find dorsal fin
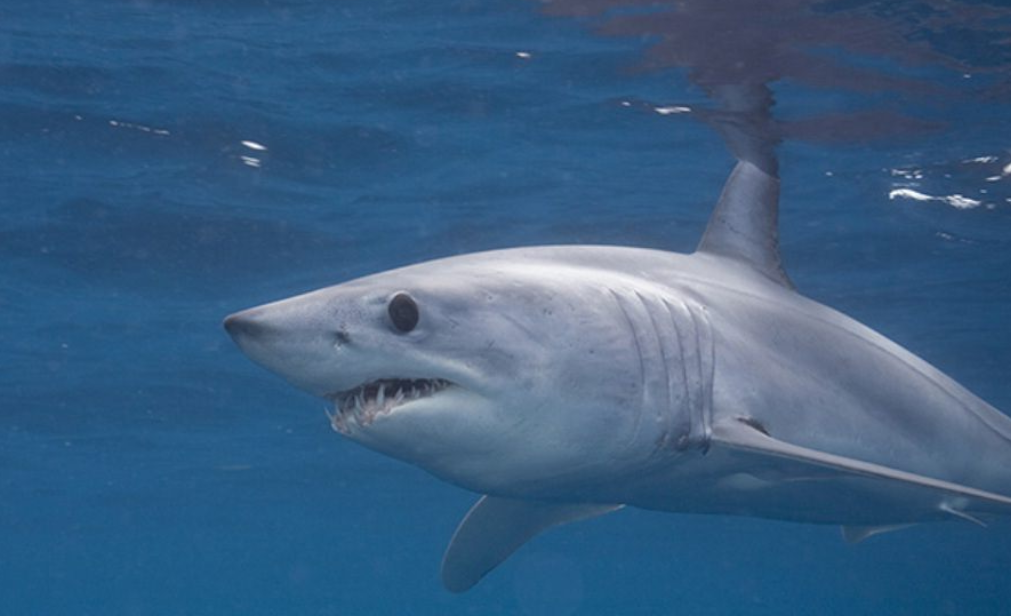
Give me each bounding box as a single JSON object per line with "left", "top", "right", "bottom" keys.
{"left": 696, "top": 161, "right": 793, "bottom": 289}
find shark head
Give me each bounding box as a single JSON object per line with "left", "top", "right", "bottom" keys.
{"left": 224, "top": 249, "right": 701, "bottom": 498}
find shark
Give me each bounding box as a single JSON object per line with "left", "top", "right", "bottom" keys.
{"left": 224, "top": 161, "right": 1011, "bottom": 592}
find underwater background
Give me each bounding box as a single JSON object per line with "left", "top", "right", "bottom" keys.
{"left": 2, "top": 0, "right": 1011, "bottom": 614}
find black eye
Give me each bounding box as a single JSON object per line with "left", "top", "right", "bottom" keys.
{"left": 388, "top": 292, "right": 419, "bottom": 333}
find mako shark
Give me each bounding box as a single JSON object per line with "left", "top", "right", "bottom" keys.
{"left": 224, "top": 161, "right": 1011, "bottom": 592}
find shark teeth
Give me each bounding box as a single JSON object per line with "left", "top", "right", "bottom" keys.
{"left": 328, "top": 378, "right": 453, "bottom": 432}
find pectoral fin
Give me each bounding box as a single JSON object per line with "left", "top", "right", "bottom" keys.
{"left": 713, "top": 417, "right": 1011, "bottom": 519}
{"left": 441, "top": 496, "right": 621, "bottom": 593}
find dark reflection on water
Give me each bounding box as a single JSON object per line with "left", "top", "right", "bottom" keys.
{"left": 532, "top": 0, "right": 1011, "bottom": 172}
{"left": 540, "top": 0, "right": 1011, "bottom": 89}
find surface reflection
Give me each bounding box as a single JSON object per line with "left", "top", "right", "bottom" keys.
{"left": 890, "top": 155, "right": 1011, "bottom": 210}
{"left": 533, "top": 0, "right": 1011, "bottom": 174}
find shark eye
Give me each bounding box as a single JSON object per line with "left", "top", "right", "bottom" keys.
{"left": 388, "top": 292, "right": 419, "bottom": 333}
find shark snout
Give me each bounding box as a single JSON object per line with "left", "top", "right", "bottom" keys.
{"left": 223, "top": 308, "right": 277, "bottom": 343}
{"left": 222, "top": 305, "right": 303, "bottom": 359}
{"left": 223, "top": 300, "right": 347, "bottom": 397}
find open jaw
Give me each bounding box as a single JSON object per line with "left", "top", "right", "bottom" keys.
{"left": 327, "top": 378, "right": 454, "bottom": 433}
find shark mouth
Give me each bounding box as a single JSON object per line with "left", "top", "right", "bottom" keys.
{"left": 327, "top": 378, "right": 454, "bottom": 433}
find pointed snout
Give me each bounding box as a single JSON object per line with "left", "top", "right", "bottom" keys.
{"left": 222, "top": 298, "right": 344, "bottom": 396}
{"left": 223, "top": 306, "right": 290, "bottom": 352}
{"left": 223, "top": 308, "right": 267, "bottom": 341}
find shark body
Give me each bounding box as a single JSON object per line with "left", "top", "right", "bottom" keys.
{"left": 225, "top": 162, "right": 1011, "bottom": 591}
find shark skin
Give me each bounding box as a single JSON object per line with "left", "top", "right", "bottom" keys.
{"left": 224, "top": 161, "right": 1011, "bottom": 592}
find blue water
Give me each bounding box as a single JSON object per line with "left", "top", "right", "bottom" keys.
{"left": 3, "top": 1, "right": 1011, "bottom": 614}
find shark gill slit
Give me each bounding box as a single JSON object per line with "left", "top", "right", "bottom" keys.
{"left": 689, "top": 301, "right": 716, "bottom": 450}
{"left": 609, "top": 288, "right": 647, "bottom": 446}
{"left": 634, "top": 290, "right": 677, "bottom": 448}
{"left": 666, "top": 298, "right": 714, "bottom": 453}
{"left": 666, "top": 299, "right": 697, "bottom": 451}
